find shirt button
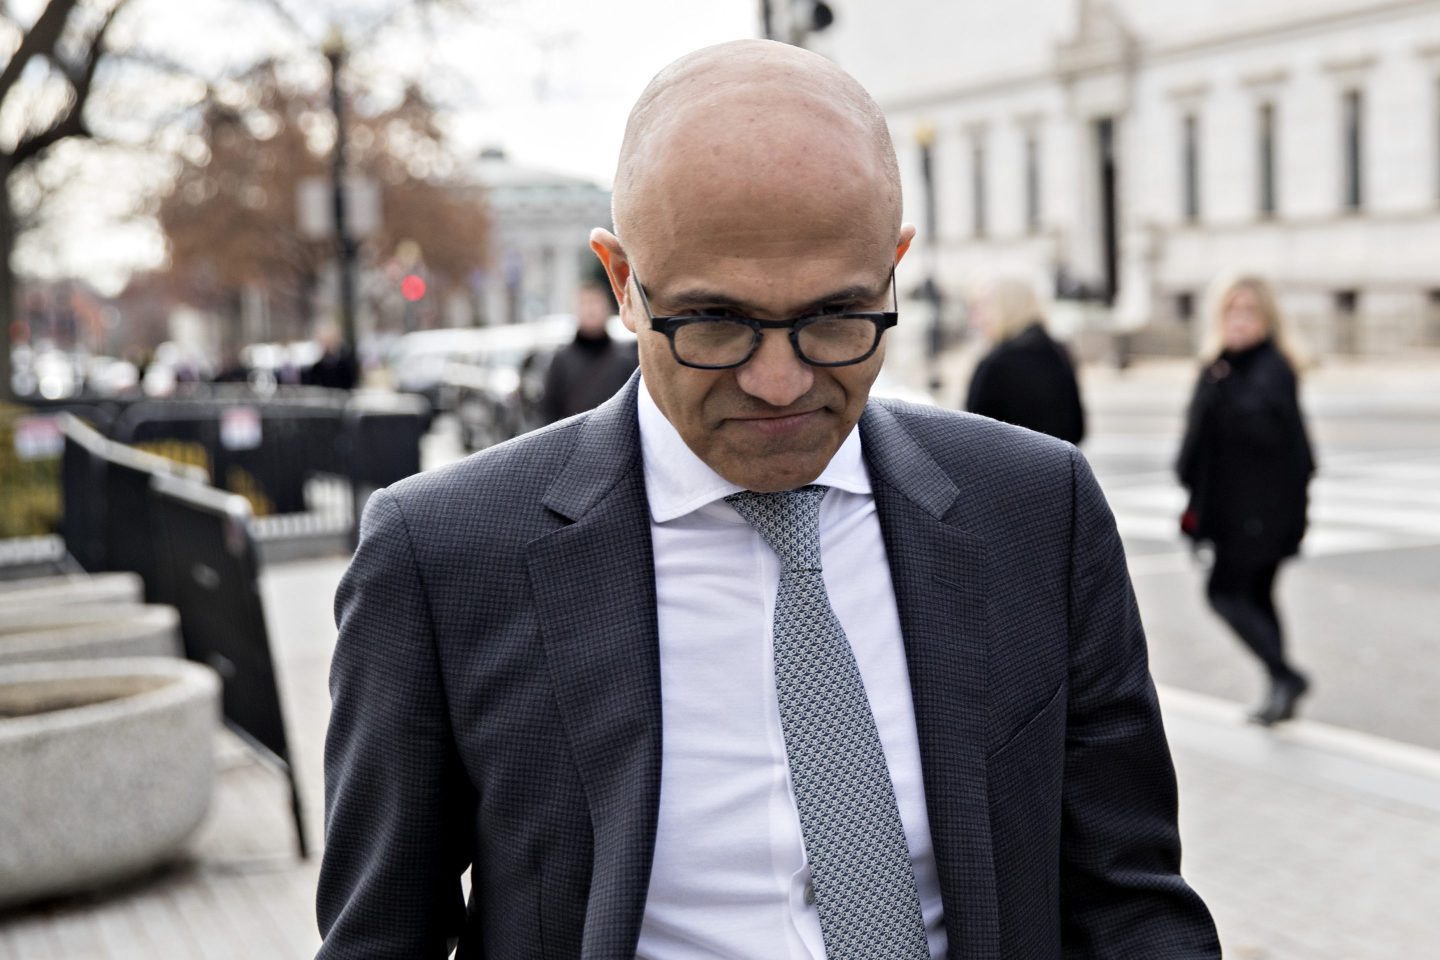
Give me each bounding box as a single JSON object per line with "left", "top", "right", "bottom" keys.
{"left": 803, "top": 879, "right": 816, "bottom": 905}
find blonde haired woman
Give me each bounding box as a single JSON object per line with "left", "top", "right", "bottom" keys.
{"left": 965, "top": 277, "right": 1085, "bottom": 444}
{"left": 1176, "top": 274, "right": 1316, "bottom": 725}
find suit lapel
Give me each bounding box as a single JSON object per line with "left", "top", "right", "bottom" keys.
{"left": 527, "top": 380, "right": 661, "bottom": 959}
{"left": 862, "top": 402, "right": 1000, "bottom": 960}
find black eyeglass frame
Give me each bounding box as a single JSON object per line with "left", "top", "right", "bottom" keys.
{"left": 629, "top": 269, "right": 899, "bottom": 370}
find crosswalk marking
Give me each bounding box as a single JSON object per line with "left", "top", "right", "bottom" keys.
{"left": 1090, "top": 444, "right": 1440, "bottom": 565}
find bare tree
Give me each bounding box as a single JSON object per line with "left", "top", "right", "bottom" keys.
{"left": 156, "top": 63, "right": 488, "bottom": 349}
{"left": 1, "top": 0, "right": 499, "bottom": 398}
{"left": 0, "top": 0, "right": 126, "bottom": 400}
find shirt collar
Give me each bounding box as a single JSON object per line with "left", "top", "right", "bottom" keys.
{"left": 637, "top": 373, "right": 871, "bottom": 524}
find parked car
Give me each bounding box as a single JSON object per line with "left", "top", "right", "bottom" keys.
{"left": 440, "top": 316, "right": 634, "bottom": 452}
{"left": 387, "top": 327, "right": 518, "bottom": 412}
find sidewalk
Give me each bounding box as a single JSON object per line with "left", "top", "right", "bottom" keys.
{"left": 3, "top": 557, "right": 1437, "bottom": 958}
{"left": 1159, "top": 686, "right": 1440, "bottom": 959}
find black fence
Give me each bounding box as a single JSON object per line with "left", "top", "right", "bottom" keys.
{"left": 3, "top": 387, "right": 428, "bottom": 552}
{"left": 59, "top": 416, "right": 309, "bottom": 858}
{"left": 112, "top": 398, "right": 346, "bottom": 515}
{"left": 151, "top": 471, "right": 309, "bottom": 859}
{"left": 61, "top": 414, "right": 205, "bottom": 590}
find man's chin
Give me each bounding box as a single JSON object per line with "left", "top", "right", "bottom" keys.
{"left": 713, "top": 447, "right": 832, "bottom": 493}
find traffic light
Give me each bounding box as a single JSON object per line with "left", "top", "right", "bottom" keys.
{"left": 401, "top": 274, "right": 427, "bottom": 302}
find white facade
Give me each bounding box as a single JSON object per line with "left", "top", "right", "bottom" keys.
{"left": 472, "top": 150, "right": 613, "bottom": 326}
{"left": 821, "top": 0, "right": 1440, "bottom": 355}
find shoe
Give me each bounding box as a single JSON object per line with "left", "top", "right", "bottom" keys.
{"left": 1249, "top": 673, "right": 1310, "bottom": 727}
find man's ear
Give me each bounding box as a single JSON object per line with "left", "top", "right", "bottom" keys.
{"left": 590, "top": 229, "right": 634, "bottom": 329}
{"left": 894, "top": 223, "right": 917, "bottom": 266}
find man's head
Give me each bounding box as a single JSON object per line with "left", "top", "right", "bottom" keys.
{"left": 591, "top": 39, "right": 914, "bottom": 493}
{"left": 576, "top": 279, "right": 613, "bottom": 337}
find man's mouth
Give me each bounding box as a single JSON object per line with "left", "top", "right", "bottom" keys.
{"left": 728, "top": 410, "right": 822, "bottom": 435}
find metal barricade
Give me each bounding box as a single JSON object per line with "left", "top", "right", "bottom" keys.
{"left": 341, "top": 391, "right": 430, "bottom": 532}
{"left": 150, "top": 471, "right": 309, "bottom": 858}
{"left": 59, "top": 414, "right": 205, "bottom": 598}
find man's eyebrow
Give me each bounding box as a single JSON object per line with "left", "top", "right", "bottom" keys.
{"left": 656, "top": 282, "right": 888, "bottom": 316}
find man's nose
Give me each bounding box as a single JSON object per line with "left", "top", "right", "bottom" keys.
{"left": 735, "top": 329, "right": 813, "bottom": 408}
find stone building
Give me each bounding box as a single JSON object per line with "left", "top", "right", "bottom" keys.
{"left": 821, "top": 0, "right": 1440, "bottom": 356}
{"left": 471, "top": 148, "right": 613, "bottom": 326}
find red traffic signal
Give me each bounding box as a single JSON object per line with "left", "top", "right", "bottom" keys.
{"left": 401, "top": 274, "right": 427, "bottom": 302}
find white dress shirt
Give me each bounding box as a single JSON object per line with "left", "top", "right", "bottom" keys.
{"left": 634, "top": 377, "right": 948, "bottom": 960}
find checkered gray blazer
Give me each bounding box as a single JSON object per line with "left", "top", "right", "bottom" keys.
{"left": 317, "top": 375, "right": 1219, "bottom": 959}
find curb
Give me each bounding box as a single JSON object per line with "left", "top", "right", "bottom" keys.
{"left": 1157, "top": 683, "right": 1440, "bottom": 816}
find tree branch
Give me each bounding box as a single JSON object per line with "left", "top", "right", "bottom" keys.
{"left": 11, "top": 0, "right": 125, "bottom": 166}
{"left": 0, "top": 0, "right": 77, "bottom": 99}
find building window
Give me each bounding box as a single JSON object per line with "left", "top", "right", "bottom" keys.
{"left": 1342, "top": 89, "right": 1364, "bottom": 211}
{"left": 1427, "top": 290, "right": 1440, "bottom": 346}
{"left": 1180, "top": 113, "right": 1201, "bottom": 223}
{"left": 1175, "top": 291, "right": 1196, "bottom": 324}
{"left": 1258, "top": 102, "right": 1277, "bottom": 218}
{"left": 971, "top": 132, "right": 987, "bottom": 238}
{"left": 1024, "top": 131, "right": 1042, "bottom": 234}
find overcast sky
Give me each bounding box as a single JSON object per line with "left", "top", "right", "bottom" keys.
{"left": 414, "top": 0, "right": 760, "bottom": 185}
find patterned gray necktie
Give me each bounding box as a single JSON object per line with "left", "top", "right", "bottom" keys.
{"left": 725, "top": 484, "right": 930, "bottom": 959}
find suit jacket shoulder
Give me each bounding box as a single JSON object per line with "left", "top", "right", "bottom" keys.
{"left": 866, "top": 396, "right": 1077, "bottom": 533}
{"left": 378, "top": 377, "right": 643, "bottom": 567}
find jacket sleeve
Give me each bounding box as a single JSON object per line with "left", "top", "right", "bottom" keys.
{"left": 1059, "top": 450, "right": 1221, "bottom": 958}
{"left": 316, "top": 488, "right": 475, "bottom": 958}
{"left": 1064, "top": 356, "right": 1086, "bottom": 446}
{"left": 1175, "top": 370, "right": 1216, "bottom": 488}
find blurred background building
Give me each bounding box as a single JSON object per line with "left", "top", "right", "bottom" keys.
{"left": 822, "top": 0, "right": 1440, "bottom": 357}
{"left": 471, "top": 147, "right": 613, "bottom": 327}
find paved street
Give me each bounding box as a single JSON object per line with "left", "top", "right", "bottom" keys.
{"left": 2, "top": 352, "right": 1438, "bottom": 957}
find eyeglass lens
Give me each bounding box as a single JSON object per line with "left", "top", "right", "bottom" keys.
{"left": 672, "top": 316, "right": 879, "bottom": 366}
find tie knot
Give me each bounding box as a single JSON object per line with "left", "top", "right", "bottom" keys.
{"left": 725, "top": 484, "right": 828, "bottom": 573}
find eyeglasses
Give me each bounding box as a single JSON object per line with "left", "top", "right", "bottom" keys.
{"left": 629, "top": 270, "right": 899, "bottom": 370}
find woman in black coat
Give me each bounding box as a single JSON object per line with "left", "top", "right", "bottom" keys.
{"left": 1177, "top": 275, "right": 1315, "bottom": 725}
{"left": 965, "top": 277, "right": 1085, "bottom": 444}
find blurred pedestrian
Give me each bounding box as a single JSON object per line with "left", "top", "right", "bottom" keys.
{"left": 538, "top": 276, "right": 638, "bottom": 423}
{"left": 304, "top": 322, "right": 359, "bottom": 391}
{"left": 211, "top": 347, "right": 249, "bottom": 384}
{"left": 1177, "top": 274, "right": 1315, "bottom": 726}
{"left": 964, "top": 277, "right": 1085, "bottom": 444}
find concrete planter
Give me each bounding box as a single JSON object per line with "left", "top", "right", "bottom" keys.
{"left": 0, "top": 572, "right": 143, "bottom": 609}
{"left": 0, "top": 657, "right": 220, "bottom": 907}
{"left": 0, "top": 603, "right": 181, "bottom": 666}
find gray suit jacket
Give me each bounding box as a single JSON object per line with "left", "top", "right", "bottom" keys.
{"left": 317, "top": 377, "right": 1219, "bottom": 959}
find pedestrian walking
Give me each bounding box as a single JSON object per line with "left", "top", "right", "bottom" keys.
{"left": 1177, "top": 274, "right": 1316, "bottom": 726}
{"left": 318, "top": 39, "right": 1218, "bottom": 959}
{"left": 303, "top": 323, "right": 359, "bottom": 391}
{"left": 539, "top": 275, "right": 639, "bottom": 424}
{"left": 964, "top": 277, "right": 1086, "bottom": 444}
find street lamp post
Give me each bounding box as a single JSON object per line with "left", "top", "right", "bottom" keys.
{"left": 323, "top": 26, "right": 359, "bottom": 360}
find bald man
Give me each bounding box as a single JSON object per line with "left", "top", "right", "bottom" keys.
{"left": 317, "top": 41, "right": 1219, "bottom": 960}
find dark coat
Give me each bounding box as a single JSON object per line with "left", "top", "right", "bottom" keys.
{"left": 317, "top": 375, "right": 1218, "bottom": 959}
{"left": 539, "top": 333, "right": 639, "bottom": 424}
{"left": 965, "top": 323, "right": 1086, "bottom": 445}
{"left": 304, "top": 347, "right": 359, "bottom": 391}
{"left": 1176, "top": 338, "right": 1315, "bottom": 560}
